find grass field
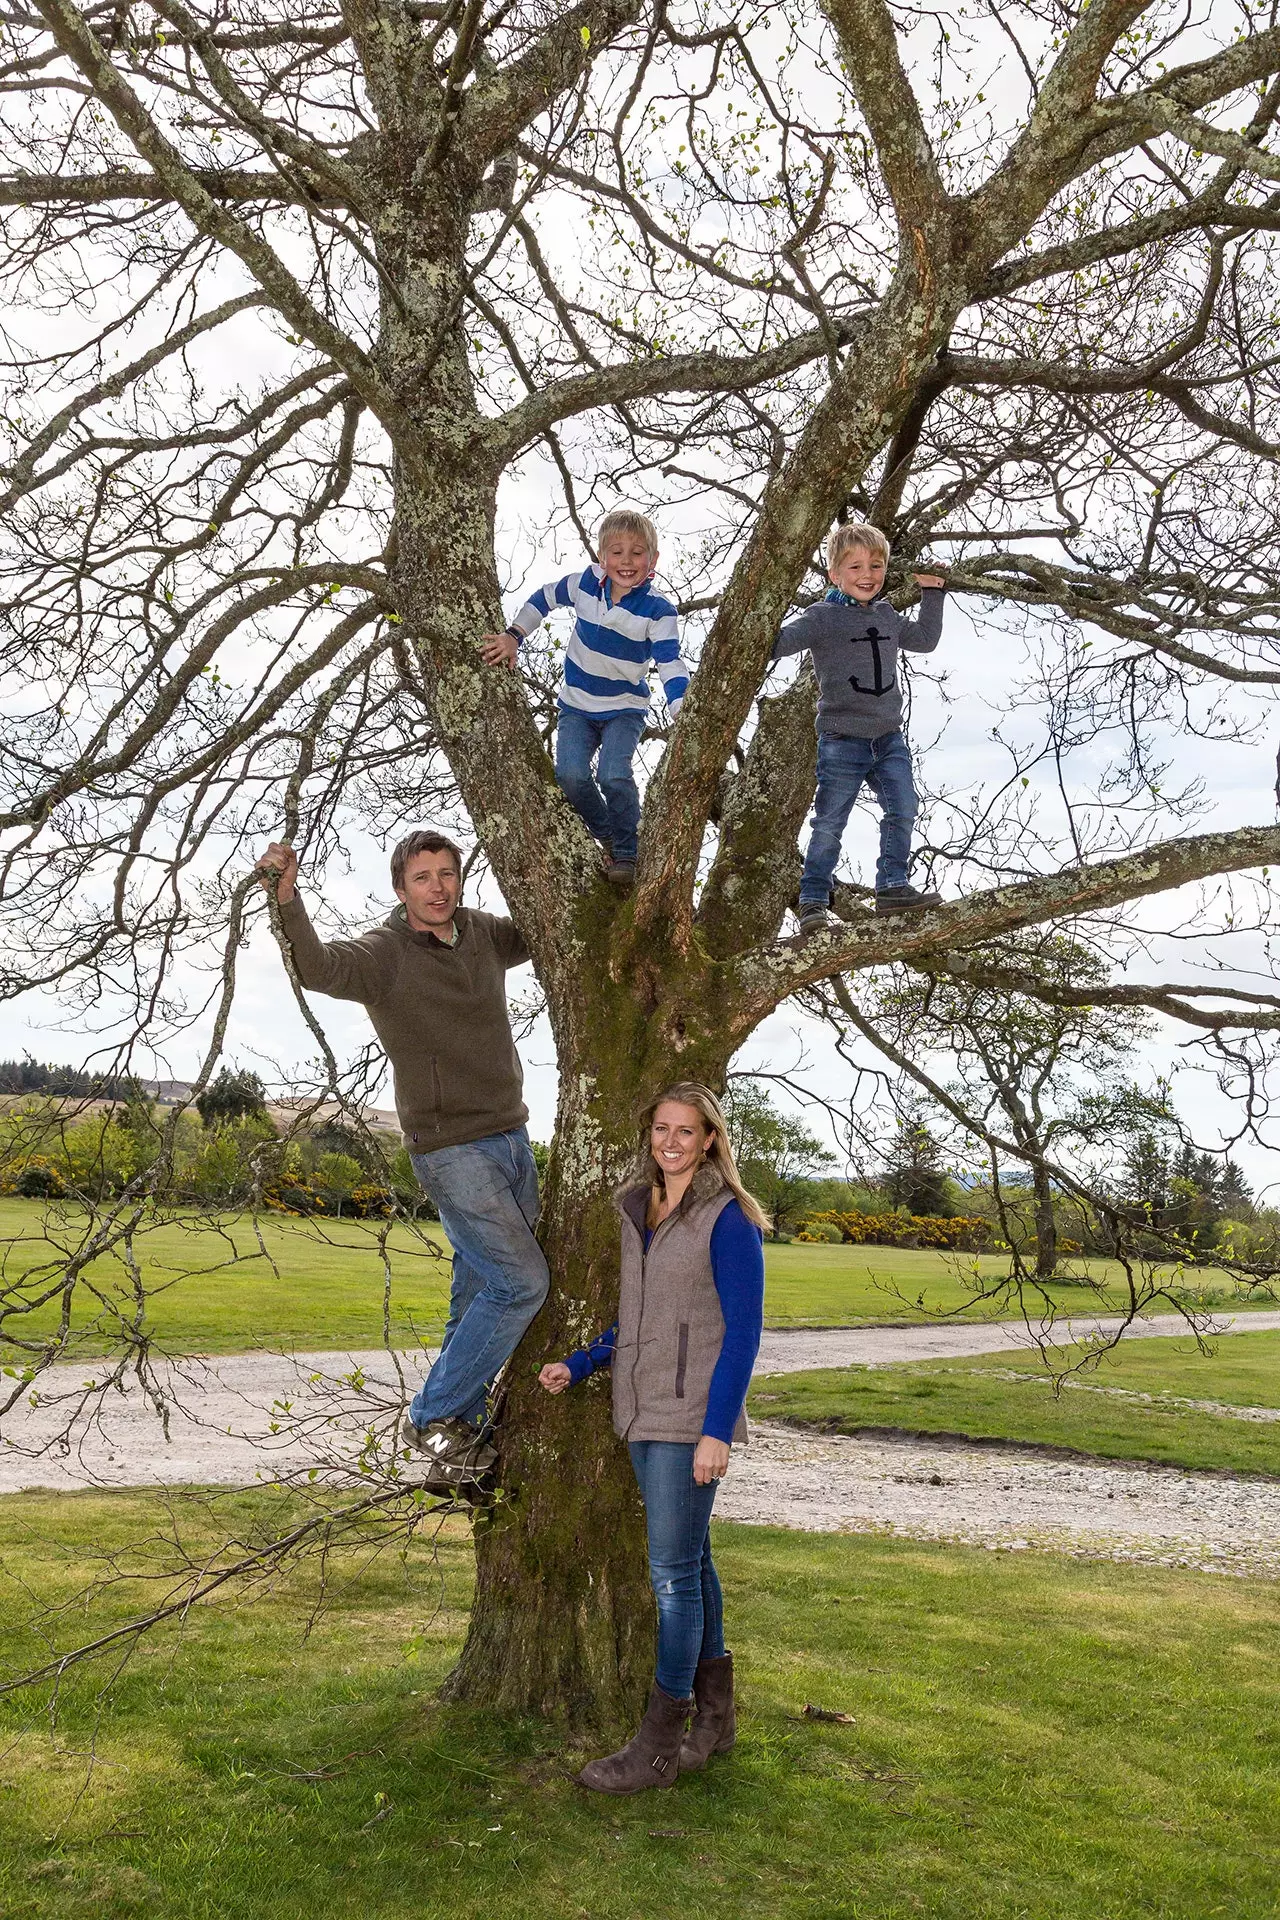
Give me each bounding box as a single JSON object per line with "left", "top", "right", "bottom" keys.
{"left": 1, "top": 1488, "right": 1277, "bottom": 1920}
{"left": 1, "top": 1198, "right": 1272, "bottom": 1358}
{"left": 750, "top": 1330, "right": 1280, "bottom": 1476}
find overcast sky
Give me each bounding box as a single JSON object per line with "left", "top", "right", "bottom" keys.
{"left": 4, "top": 523, "right": 1275, "bottom": 1197}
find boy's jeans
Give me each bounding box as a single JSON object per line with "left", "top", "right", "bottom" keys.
{"left": 555, "top": 708, "right": 647, "bottom": 862}
{"left": 628, "top": 1440, "right": 725, "bottom": 1699}
{"left": 408, "top": 1127, "right": 550, "bottom": 1432}
{"left": 799, "top": 728, "right": 918, "bottom": 903}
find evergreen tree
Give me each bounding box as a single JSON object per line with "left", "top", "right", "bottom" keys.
{"left": 885, "top": 1117, "right": 952, "bottom": 1217}
{"left": 1123, "top": 1133, "right": 1171, "bottom": 1217}
{"left": 196, "top": 1069, "right": 269, "bottom": 1130}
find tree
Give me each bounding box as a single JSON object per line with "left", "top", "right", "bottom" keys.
{"left": 851, "top": 937, "right": 1158, "bottom": 1274}
{"left": 883, "top": 1114, "right": 952, "bottom": 1218}
{"left": 5, "top": 0, "right": 1280, "bottom": 1724}
{"left": 1219, "top": 1162, "right": 1256, "bottom": 1222}
{"left": 313, "top": 1150, "right": 364, "bottom": 1215}
{"left": 722, "top": 1080, "right": 836, "bottom": 1239}
{"left": 1124, "top": 1132, "right": 1172, "bottom": 1221}
{"left": 196, "top": 1069, "right": 269, "bottom": 1129}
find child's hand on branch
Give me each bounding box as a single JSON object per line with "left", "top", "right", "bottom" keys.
{"left": 913, "top": 572, "right": 946, "bottom": 590}
{"left": 255, "top": 841, "right": 298, "bottom": 904}
{"left": 538, "top": 1361, "right": 572, "bottom": 1394}
{"left": 480, "top": 631, "right": 519, "bottom": 669}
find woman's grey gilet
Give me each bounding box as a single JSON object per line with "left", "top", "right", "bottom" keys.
{"left": 611, "top": 1167, "right": 748, "bottom": 1445}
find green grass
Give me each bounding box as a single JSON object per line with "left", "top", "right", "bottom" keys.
{"left": 749, "top": 1330, "right": 1280, "bottom": 1476}
{"left": 1, "top": 1198, "right": 1273, "bottom": 1360}
{"left": 1, "top": 1489, "right": 1277, "bottom": 1918}
{"left": 0, "top": 1201, "right": 457, "bottom": 1354}
{"left": 759, "top": 1237, "right": 1277, "bottom": 1328}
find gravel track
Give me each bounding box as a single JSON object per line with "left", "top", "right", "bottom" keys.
{"left": 3, "top": 1313, "right": 1278, "bottom": 1575}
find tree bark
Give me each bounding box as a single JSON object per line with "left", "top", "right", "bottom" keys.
{"left": 444, "top": 940, "right": 737, "bottom": 1727}
{"left": 1032, "top": 1162, "right": 1058, "bottom": 1280}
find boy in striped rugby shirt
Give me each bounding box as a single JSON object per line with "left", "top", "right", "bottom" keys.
{"left": 481, "top": 510, "right": 690, "bottom": 884}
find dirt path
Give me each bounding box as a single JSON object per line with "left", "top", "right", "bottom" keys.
{"left": 719, "top": 1426, "right": 1280, "bottom": 1578}
{"left": 754, "top": 1307, "right": 1280, "bottom": 1372}
{"left": 3, "top": 1315, "right": 1278, "bottom": 1576}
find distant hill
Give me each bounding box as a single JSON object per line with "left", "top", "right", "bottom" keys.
{"left": 0, "top": 1059, "right": 148, "bottom": 1099}
{"left": 0, "top": 1063, "right": 397, "bottom": 1130}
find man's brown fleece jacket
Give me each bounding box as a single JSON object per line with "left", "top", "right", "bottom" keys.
{"left": 278, "top": 893, "right": 531, "bottom": 1151}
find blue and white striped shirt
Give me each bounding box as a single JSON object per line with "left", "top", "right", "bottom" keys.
{"left": 508, "top": 564, "right": 690, "bottom": 719}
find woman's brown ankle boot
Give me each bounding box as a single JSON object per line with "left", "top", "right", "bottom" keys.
{"left": 679, "top": 1652, "right": 736, "bottom": 1771}
{"left": 576, "top": 1683, "right": 692, "bottom": 1795}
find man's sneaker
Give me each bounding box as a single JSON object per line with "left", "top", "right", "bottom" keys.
{"left": 606, "top": 860, "right": 636, "bottom": 887}
{"left": 401, "top": 1415, "right": 498, "bottom": 1489}
{"left": 795, "top": 903, "right": 832, "bottom": 937}
{"left": 874, "top": 885, "right": 942, "bottom": 914}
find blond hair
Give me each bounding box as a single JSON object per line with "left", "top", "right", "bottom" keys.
{"left": 628, "top": 1081, "right": 770, "bottom": 1232}
{"left": 598, "top": 508, "right": 659, "bottom": 561}
{"left": 826, "top": 521, "right": 890, "bottom": 570}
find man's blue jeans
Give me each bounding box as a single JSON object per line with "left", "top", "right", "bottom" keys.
{"left": 408, "top": 1127, "right": 550, "bottom": 1432}
{"left": 629, "top": 1440, "right": 726, "bottom": 1699}
{"left": 800, "top": 728, "right": 919, "bottom": 903}
{"left": 555, "top": 708, "right": 647, "bottom": 861}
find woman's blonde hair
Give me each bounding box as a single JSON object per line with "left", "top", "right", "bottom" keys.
{"left": 629, "top": 1081, "right": 769, "bottom": 1232}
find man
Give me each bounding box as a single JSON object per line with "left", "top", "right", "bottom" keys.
{"left": 255, "top": 829, "right": 549, "bottom": 1491}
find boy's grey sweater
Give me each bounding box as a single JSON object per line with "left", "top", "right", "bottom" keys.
{"left": 771, "top": 587, "right": 945, "bottom": 738}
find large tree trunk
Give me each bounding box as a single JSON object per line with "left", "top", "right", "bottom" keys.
{"left": 444, "top": 944, "right": 736, "bottom": 1727}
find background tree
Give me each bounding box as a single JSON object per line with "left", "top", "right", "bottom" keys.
{"left": 196, "top": 1068, "right": 270, "bottom": 1130}
{"left": 853, "top": 936, "right": 1158, "bottom": 1275}
{"left": 4, "top": 0, "right": 1280, "bottom": 1723}
{"left": 883, "top": 1113, "right": 955, "bottom": 1219}
{"left": 723, "top": 1080, "right": 837, "bottom": 1240}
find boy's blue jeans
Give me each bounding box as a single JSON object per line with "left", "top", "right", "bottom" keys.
{"left": 555, "top": 708, "right": 647, "bottom": 862}
{"left": 629, "top": 1440, "right": 726, "bottom": 1699}
{"left": 800, "top": 728, "right": 918, "bottom": 903}
{"left": 408, "top": 1127, "right": 549, "bottom": 1432}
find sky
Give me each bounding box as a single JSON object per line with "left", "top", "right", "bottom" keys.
{"left": 2, "top": 7, "right": 1277, "bottom": 1200}
{"left": 3, "top": 558, "right": 1276, "bottom": 1200}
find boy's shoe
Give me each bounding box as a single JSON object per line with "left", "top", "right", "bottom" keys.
{"left": 401, "top": 1415, "right": 498, "bottom": 1491}
{"left": 795, "top": 903, "right": 832, "bottom": 937}
{"left": 874, "top": 885, "right": 942, "bottom": 914}
{"left": 606, "top": 860, "right": 636, "bottom": 887}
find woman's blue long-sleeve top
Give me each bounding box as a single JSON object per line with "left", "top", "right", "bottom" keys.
{"left": 561, "top": 1198, "right": 764, "bottom": 1443}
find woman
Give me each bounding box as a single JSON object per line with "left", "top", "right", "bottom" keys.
{"left": 539, "top": 1081, "right": 768, "bottom": 1794}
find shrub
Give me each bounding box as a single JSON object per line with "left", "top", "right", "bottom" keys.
{"left": 796, "top": 1219, "right": 842, "bottom": 1244}
{"left": 13, "top": 1157, "right": 67, "bottom": 1198}
{"left": 798, "top": 1208, "right": 994, "bottom": 1251}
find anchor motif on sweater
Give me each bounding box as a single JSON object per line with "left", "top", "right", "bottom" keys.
{"left": 847, "top": 627, "right": 895, "bottom": 698}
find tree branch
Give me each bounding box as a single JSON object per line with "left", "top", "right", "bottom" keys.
{"left": 726, "top": 823, "right": 1280, "bottom": 1037}
{"left": 0, "top": 167, "right": 342, "bottom": 206}
{"left": 31, "top": 0, "right": 421, "bottom": 459}
{"left": 491, "top": 317, "right": 869, "bottom": 453}
{"left": 912, "top": 950, "right": 1280, "bottom": 1032}
{"left": 458, "top": 0, "right": 641, "bottom": 169}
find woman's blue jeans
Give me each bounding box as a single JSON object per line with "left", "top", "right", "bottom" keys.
{"left": 555, "top": 708, "right": 646, "bottom": 861}
{"left": 800, "top": 727, "right": 919, "bottom": 902}
{"left": 629, "top": 1440, "right": 726, "bottom": 1699}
